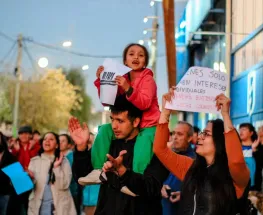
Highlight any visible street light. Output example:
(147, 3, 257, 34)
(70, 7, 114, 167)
(150, 0, 162, 6)
(38, 57, 48, 68)
(138, 40, 144, 45)
(143, 30, 147, 35)
(143, 16, 159, 23)
(82, 65, 89, 71)
(62, 41, 72, 47)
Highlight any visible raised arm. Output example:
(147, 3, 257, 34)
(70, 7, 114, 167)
(216, 94, 250, 198)
(153, 92, 194, 181)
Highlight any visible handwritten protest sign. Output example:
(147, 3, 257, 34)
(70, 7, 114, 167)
(100, 59, 131, 105)
(165, 67, 228, 114)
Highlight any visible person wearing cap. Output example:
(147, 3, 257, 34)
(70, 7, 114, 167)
(10, 126, 41, 170)
(8, 126, 40, 214)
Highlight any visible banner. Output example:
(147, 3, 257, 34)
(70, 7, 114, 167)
(165, 66, 228, 114)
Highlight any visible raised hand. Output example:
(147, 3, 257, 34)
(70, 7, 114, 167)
(96, 66, 104, 78)
(252, 138, 260, 152)
(215, 94, 234, 132)
(215, 93, 231, 115)
(29, 139, 36, 150)
(162, 86, 176, 110)
(13, 140, 20, 151)
(54, 153, 64, 168)
(68, 117, 90, 145)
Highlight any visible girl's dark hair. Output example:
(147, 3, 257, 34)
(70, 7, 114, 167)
(239, 123, 258, 142)
(59, 134, 72, 145)
(122, 43, 149, 67)
(39, 132, 60, 184)
(181, 119, 236, 214)
(0, 132, 8, 152)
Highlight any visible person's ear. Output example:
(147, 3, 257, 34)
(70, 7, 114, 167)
(188, 136, 193, 143)
(133, 117, 140, 128)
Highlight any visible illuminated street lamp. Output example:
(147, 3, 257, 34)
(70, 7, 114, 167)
(143, 16, 159, 23)
(138, 40, 144, 45)
(38, 57, 48, 68)
(62, 41, 72, 47)
(82, 65, 89, 71)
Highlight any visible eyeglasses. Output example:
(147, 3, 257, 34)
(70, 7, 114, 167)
(199, 131, 212, 140)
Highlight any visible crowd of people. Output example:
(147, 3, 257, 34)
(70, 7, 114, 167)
(0, 43, 263, 215)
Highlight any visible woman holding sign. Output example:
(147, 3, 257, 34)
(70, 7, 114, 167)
(153, 89, 250, 215)
(28, 132, 76, 215)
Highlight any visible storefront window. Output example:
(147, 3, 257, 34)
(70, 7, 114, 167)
(234, 31, 263, 76)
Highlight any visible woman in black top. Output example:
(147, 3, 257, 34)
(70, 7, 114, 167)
(0, 132, 17, 215)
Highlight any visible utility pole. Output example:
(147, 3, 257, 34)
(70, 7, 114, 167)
(13, 34, 23, 133)
(162, 0, 176, 87)
(151, 3, 159, 79)
(162, 0, 177, 130)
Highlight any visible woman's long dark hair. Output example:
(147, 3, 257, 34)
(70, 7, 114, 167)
(38, 132, 60, 184)
(181, 119, 236, 214)
(0, 132, 8, 152)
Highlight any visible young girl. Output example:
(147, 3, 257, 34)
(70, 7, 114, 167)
(78, 43, 160, 189)
(28, 132, 76, 215)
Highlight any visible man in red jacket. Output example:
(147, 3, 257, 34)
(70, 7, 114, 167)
(10, 126, 40, 170)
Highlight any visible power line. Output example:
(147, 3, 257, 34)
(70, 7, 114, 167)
(24, 38, 123, 59)
(23, 42, 38, 75)
(0, 31, 167, 61)
(24, 37, 166, 59)
(0, 31, 16, 42)
(0, 41, 17, 65)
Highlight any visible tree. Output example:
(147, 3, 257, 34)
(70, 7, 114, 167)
(0, 75, 12, 123)
(9, 68, 82, 133)
(65, 68, 92, 123)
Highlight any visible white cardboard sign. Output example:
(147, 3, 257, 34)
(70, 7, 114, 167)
(100, 59, 131, 105)
(165, 66, 228, 114)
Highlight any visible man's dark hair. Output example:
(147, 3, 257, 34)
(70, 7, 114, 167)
(239, 123, 258, 142)
(193, 126, 200, 134)
(110, 95, 143, 122)
(33, 130, 40, 135)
